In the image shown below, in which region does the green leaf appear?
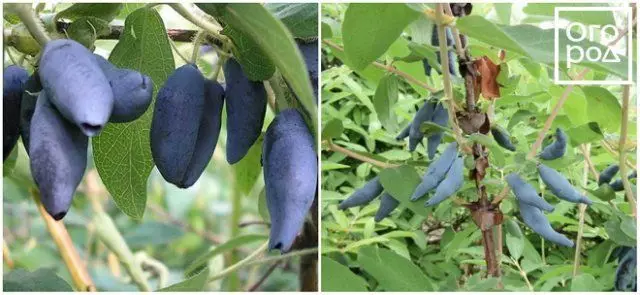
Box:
[342,3,420,70]
[505,233,524,260]
[56,3,123,22]
[321,22,333,39]
[587,184,616,201]
[570,273,605,291]
[322,119,344,140]
[158,269,209,292]
[582,87,622,132]
[357,245,434,291]
[619,216,637,241]
[123,222,183,247]
[604,220,636,247]
[373,74,399,133]
[197,4,317,131]
[378,165,428,216]
[406,42,441,73]
[185,234,268,276]
[234,135,264,195]
[3,269,73,291]
[266,3,318,39]
[321,256,369,291]
[565,122,604,145]
[456,15,629,78]
[92,7,175,220]
[222,25,276,81]
[66,16,111,50]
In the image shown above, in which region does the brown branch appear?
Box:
[325,140,399,169]
[322,39,438,93]
[55,20,208,43]
[32,189,96,291]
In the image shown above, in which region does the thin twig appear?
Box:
[512,257,534,291]
[579,144,600,180]
[168,3,229,45]
[435,4,466,150]
[11,4,50,46]
[618,85,637,217]
[573,145,590,277]
[600,140,635,170]
[209,242,268,282]
[247,262,280,291]
[32,189,96,291]
[325,140,398,169]
[169,39,191,64]
[322,39,438,93]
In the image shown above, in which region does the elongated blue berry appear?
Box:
[374,192,399,222]
[506,173,554,212]
[538,128,567,160]
[518,200,574,247]
[425,156,464,206]
[39,39,113,136]
[411,142,458,201]
[339,176,383,210]
[224,58,267,164]
[30,93,88,220]
[4,65,28,160]
[263,109,317,253]
[538,164,592,205]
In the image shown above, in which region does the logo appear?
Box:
[554,7,633,85]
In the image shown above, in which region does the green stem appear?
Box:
[245,248,318,267]
[11,4,50,46]
[93,212,151,291]
[168,3,230,46]
[209,242,268,282]
[190,30,207,63]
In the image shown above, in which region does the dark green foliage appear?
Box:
[506,173,554,212]
[598,164,619,185]
[339,176,383,209]
[425,156,464,207]
[151,64,223,188]
[491,126,516,151]
[262,108,317,252]
[426,102,448,159]
[94,55,154,123]
[411,142,458,201]
[223,58,267,164]
[538,164,592,205]
[3,65,28,160]
[29,93,88,220]
[518,200,574,247]
[38,39,113,136]
[538,128,567,160]
[374,192,399,222]
[19,73,42,154]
